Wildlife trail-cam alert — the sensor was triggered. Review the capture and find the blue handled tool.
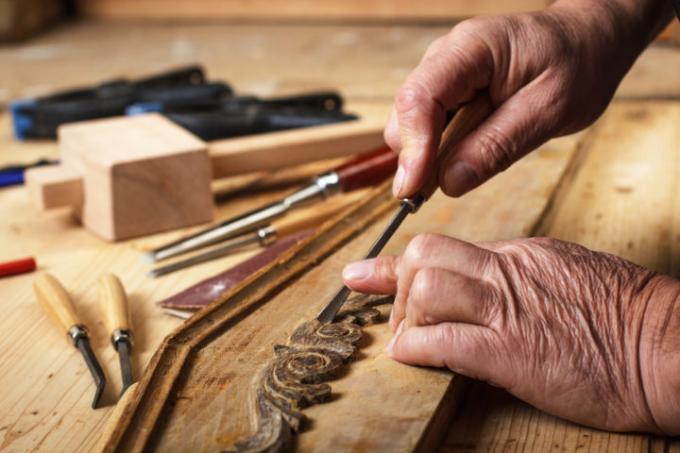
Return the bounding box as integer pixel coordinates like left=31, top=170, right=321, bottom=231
left=0, top=159, right=56, bottom=188
left=10, top=65, right=232, bottom=140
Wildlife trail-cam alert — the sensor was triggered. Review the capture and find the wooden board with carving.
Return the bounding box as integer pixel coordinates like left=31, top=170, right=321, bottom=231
left=2, top=19, right=680, bottom=453
left=441, top=101, right=680, bottom=452
left=100, top=131, right=580, bottom=451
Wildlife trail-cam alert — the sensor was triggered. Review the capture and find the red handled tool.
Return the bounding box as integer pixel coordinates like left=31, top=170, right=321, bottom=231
left=0, top=257, right=37, bottom=277
left=142, top=146, right=398, bottom=263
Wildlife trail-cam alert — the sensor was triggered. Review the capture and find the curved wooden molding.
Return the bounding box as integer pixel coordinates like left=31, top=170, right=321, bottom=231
left=232, top=294, right=392, bottom=452
left=100, top=181, right=396, bottom=452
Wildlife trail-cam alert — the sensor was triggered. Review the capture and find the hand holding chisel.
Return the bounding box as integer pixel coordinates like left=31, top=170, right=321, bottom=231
left=317, top=94, right=493, bottom=323
left=33, top=274, right=107, bottom=408
left=98, top=274, right=135, bottom=396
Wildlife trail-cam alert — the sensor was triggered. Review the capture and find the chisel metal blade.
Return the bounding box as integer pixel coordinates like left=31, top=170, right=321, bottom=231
left=141, top=201, right=288, bottom=264
left=147, top=233, right=260, bottom=278
left=75, top=337, right=107, bottom=409
left=116, top=340, right=134, bottom=396
left=316, top=196, right=421, bottom=323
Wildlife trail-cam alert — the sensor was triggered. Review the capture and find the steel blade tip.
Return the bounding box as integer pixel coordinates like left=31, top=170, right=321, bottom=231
left=140, top=251, right=156, bottom=265
left=92, top=378, right=106, bottom=409
left=147, top=268, right=162, bottom=279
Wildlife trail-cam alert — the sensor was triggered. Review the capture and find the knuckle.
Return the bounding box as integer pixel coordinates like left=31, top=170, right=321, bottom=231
left=383, top=128, right=400, bottom=151
left=423, top=35, right=446, bottom=58
left=476, top=126, right=518, bottom=176
left=374, top=256, right=398, bottom=284
left=404, top=233, right=439, bottom=265
left=410, top=268, right=435, bottom=306
left=434, top=323, right=459, bottom=349
left=395, top=81, right=430, bottom=115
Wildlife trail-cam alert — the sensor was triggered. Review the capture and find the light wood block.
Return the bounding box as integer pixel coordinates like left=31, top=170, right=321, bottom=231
left=25, top=165, right=83, bottom=210
left=25, top=114, right=214, bottom=241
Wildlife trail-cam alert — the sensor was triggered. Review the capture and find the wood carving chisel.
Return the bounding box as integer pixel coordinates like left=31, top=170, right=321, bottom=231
left=33, top=274, right=107, bottom=408
left=317, top=94, right=493, bottom=323
left=142, top=146, right=398, bottom=264
left=97, top=274, right=135, bottom=396
left=148, top=193, right=361, bottom=278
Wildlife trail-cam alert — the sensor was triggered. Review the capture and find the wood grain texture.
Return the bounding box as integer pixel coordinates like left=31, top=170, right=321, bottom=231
left=209, top=120, right=384, bottom=178
left=24, top=165, right=83, bottom=210
left=97, top=274, right=131, bottom=333
left=441, top=101, right=680, bottom=452
left=1, top=20, right=679, bottom=453
left=57, top=114, right=214, bottom=241
left=101, top=132, right=580, bottom=451
left=33, top=273, right=81, bottom=334
left=75, top=0, right=548, bottom=22
left=232, top=294, right=391, bottom=452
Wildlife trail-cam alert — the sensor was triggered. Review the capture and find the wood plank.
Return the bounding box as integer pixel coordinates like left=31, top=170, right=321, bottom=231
left=441, top=100, right=680, bottom=452
left=102, top=133, right=580, bottom=451
left=0, top=20, right=678, bottom=452
left=76, top=0, right=548, bottom=22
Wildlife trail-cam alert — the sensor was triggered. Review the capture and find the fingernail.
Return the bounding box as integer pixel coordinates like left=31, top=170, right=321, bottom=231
left=392, top=165, right=405, bottom=197
left=443, top=161, right=479, bottom=196
left=342, top=260, right=374, bottom=281
left=386, top=319, right=405, bottom=356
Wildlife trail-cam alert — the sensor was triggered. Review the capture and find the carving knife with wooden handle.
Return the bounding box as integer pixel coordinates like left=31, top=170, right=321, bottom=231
left=143, top=146, right=398, bottom=264
left=33, top=274, right=107, bottom=408
left=317, top=94, right=494, bottom=323
left=98, top=274, right=135, bottom=396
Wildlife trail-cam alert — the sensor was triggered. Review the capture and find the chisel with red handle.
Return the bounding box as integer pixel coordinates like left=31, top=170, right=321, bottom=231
left=142, top=146, right=398, bottom=263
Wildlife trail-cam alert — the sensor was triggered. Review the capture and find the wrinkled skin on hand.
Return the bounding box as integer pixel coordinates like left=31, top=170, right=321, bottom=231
left=387, top=1, right=672, bottom=198
left=342, top=234, right=680, bottom=434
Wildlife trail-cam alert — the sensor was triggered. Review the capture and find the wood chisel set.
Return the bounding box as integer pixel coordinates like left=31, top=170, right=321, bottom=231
left=33, top=273, right=135, bottom=408
left=6, top=64, right=415, bottom=412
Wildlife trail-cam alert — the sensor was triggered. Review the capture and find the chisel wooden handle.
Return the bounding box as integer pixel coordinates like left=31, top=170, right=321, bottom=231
left=336, top=146, right=397, bottom=192
left=272, top=191, right=364, bottom=237
left=421, top=93, right=493, bottom=200
left=97, top=274, right=131, bottom=334
left=34, top=273, right=81, bottom=336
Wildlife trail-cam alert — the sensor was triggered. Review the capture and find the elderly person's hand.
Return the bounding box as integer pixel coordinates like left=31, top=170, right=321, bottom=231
left=342, top=234, right=680, bottom=434
left=388, top=0, right=672, bottom=198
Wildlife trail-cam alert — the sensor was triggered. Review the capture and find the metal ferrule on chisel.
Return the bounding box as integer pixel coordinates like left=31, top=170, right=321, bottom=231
left=316, top=95, right=493, bottom=323
left=144, top=171, right=342, bottom=263
left=111, top=328, right=133, bottom=349
left=147, top=226, right=278, bottom=278
left=34, top=274, right=108, bottom=409
left=148, top=192, right=362, bottom=278
left=67, top=325, right=88, bottom=344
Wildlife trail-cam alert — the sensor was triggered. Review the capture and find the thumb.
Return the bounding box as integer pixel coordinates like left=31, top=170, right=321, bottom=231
left=391, top=33, right=493, bottom=199
left=438, top=84, right=562, bottom=197
left=387, top=321, right=505, bottom=385
left=342, top=255, right=400, bottom=295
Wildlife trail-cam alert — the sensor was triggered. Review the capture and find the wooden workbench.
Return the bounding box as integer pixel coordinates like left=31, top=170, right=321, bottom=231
left=1, top=21, right=679, bottom=452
